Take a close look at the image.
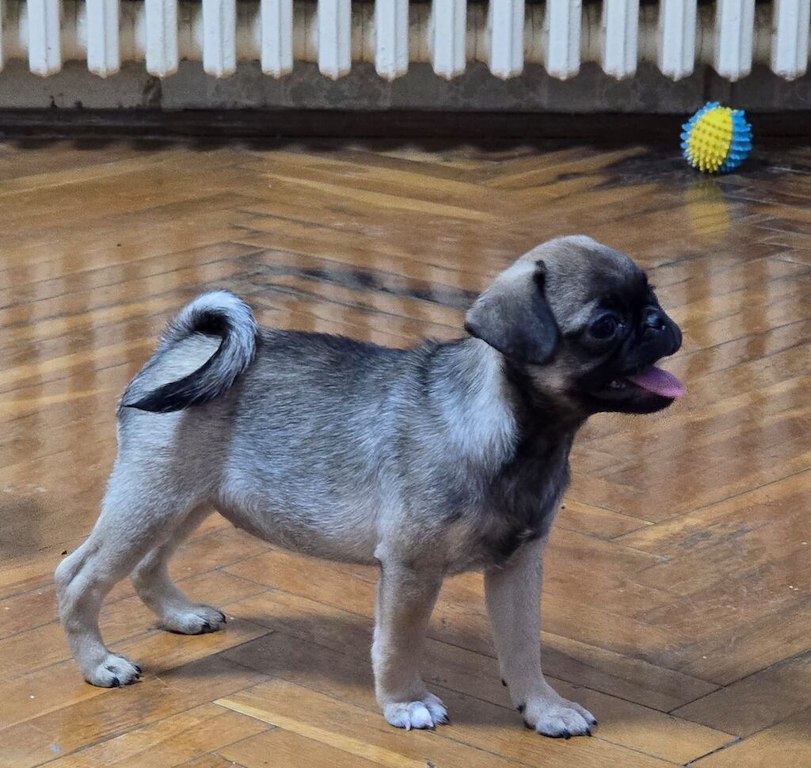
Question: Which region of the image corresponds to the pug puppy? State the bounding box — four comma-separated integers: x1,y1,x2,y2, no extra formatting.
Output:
55,235,684,738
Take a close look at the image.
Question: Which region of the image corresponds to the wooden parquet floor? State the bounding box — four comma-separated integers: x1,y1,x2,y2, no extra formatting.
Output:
0,137,809,767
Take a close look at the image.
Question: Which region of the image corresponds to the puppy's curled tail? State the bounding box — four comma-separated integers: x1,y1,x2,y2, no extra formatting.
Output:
121,290,258,414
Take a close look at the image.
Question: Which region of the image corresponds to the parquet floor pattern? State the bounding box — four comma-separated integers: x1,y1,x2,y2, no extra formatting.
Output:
0,138,808,767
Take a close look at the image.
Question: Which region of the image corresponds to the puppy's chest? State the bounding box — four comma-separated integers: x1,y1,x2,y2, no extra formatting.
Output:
446,448,570,572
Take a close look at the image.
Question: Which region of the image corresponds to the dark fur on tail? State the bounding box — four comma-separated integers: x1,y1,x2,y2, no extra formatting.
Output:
120,291,258,414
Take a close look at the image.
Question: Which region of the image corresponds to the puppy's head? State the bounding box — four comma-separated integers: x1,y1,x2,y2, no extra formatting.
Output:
465,236,684,417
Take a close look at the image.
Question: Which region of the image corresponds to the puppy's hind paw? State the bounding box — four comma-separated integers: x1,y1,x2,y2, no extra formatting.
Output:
86,654,142,688
523,695,597,738
384,693,449,730
161,605,226,635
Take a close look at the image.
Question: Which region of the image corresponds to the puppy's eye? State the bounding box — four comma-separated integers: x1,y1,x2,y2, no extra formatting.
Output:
590,313,621,340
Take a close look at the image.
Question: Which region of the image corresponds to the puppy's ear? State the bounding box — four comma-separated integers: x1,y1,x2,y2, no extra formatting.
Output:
464,260,560,364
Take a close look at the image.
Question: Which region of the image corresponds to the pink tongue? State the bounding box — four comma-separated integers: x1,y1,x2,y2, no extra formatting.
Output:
626,366,686,399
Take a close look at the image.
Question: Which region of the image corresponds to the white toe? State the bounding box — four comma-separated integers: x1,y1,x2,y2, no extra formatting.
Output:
423,692,449,724
407,702,434,729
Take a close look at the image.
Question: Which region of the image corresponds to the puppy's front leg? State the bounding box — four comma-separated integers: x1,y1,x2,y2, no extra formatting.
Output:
485,537,597,738
372,559,448,730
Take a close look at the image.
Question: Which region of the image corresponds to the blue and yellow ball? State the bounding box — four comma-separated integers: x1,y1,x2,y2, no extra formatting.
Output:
681,103,753,174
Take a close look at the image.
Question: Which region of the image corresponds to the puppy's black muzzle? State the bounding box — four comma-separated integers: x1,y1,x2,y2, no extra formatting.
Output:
642,308,682,358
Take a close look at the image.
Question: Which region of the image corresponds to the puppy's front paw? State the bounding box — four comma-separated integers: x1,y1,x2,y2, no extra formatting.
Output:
86,653,142,688
384,692,449,730
522,694,597,738
161,605,226,635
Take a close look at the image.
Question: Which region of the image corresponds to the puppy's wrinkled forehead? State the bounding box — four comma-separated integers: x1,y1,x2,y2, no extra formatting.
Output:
524,236,647,324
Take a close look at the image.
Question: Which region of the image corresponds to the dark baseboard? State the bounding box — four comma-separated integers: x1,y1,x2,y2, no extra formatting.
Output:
0,108,808,144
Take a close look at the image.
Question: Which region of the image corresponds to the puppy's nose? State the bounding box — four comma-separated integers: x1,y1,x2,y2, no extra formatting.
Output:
644,308,682,353
644,309,667,332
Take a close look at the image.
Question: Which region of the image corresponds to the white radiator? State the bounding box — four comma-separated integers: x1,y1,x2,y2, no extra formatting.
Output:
2,1,809,83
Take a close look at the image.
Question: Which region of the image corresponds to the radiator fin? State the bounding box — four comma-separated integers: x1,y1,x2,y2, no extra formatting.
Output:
374,0,409,80
144,0,179,77
86,0,121,77
544,0,582,79
431,0,466,79
714,0,755,80
658,0,696,80
27,0,62,76
202,0,237,76
772,0,811,79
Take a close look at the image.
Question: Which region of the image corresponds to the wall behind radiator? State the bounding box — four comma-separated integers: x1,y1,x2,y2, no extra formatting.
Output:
1,60,810,114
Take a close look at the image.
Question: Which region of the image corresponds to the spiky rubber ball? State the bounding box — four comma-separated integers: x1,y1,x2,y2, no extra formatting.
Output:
681,103,753,174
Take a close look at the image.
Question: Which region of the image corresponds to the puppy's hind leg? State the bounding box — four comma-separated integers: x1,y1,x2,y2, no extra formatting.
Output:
55,471,201,688
131,505,226,635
